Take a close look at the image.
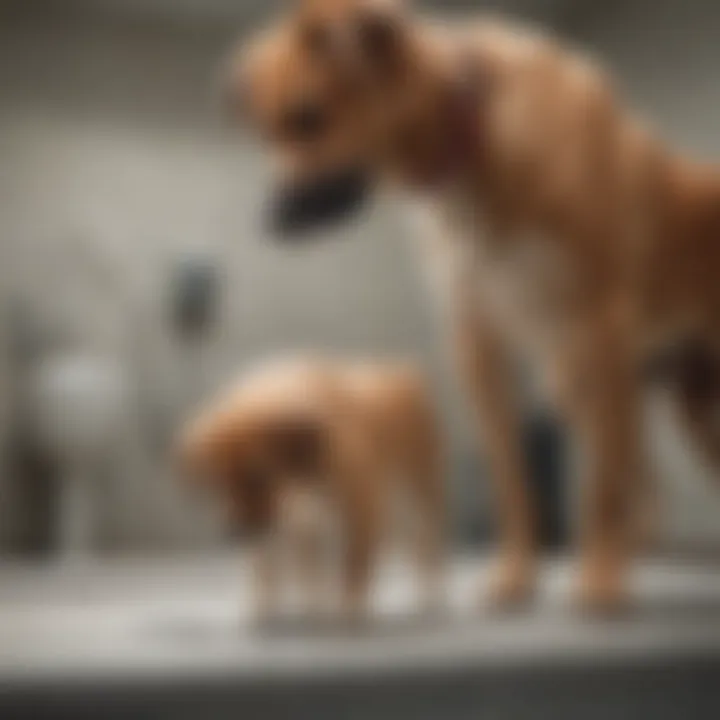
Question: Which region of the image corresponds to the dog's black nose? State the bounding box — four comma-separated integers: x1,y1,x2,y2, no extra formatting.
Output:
269,167,370,238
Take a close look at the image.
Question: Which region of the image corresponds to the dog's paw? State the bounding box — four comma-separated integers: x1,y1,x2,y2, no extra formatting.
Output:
483,556,536,611
573,563,630,616
334,594,372,632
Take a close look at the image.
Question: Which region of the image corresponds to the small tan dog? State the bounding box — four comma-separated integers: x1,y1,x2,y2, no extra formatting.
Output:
179,356,444,623
229,0,720,612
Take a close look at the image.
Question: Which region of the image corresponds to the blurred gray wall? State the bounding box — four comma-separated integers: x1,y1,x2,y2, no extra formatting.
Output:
0,0,719,553
0,2,469,552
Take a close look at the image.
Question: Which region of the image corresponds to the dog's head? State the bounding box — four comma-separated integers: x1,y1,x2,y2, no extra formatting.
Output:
227,0,456,237
178,394,329,538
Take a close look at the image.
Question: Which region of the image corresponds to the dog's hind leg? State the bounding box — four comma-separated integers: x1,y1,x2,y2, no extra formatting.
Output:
560,313,648,613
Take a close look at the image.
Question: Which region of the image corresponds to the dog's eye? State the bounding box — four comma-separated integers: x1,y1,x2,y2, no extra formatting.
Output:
281,101,327,142
303,22,332,56
356,11,399,60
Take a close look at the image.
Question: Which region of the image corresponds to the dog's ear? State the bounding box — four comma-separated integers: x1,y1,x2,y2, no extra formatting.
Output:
271,413,328,475
354,1,407,65
299,0,408,73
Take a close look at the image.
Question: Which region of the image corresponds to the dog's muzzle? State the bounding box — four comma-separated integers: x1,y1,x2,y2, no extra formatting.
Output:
268,167,371,238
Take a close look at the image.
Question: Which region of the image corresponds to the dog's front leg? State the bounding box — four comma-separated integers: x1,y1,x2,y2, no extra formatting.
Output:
453,305,537,608
561,318,645,612
337,469,381,624
296,531,332,620
249,536,281,626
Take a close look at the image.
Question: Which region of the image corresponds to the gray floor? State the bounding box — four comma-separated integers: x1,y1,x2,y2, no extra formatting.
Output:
0,558,720,720
1,554,720,677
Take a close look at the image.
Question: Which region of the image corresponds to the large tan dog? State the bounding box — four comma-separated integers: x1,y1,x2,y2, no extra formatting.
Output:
228,0,720,611
180,356,444,622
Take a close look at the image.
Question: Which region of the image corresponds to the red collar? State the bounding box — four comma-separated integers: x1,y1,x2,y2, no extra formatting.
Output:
441,74,483,182
411,59,485,190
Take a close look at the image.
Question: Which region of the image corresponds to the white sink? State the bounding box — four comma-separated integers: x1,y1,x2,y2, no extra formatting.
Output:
26,352,130,560
28,352,128,461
